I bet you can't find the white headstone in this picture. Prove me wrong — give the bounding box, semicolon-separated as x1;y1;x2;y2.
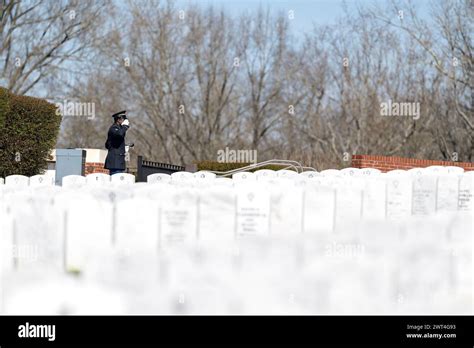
147;173;171;184
159;188;198;247
29;174;54;187
194;171;216;180
8;192;62;270
335;185;363;230
277;170;298;179
360;168;381;176
192;171;216;187
115;197;159;252
129;183;168;200
320;169;341;177
255;169;276;181
408;168;426;176
111;173;135;185
340;167;361;177
362;177;386;219
436;175;460;212
458;173;473;212
314;175;343;187
446;166;464;175
386;176;412;220
269;182;303;235
55;192;113;271
411;175;437;216
87;186;132;204
198;186;236;242
236;184;270;238
5;175;29;187
426;165;448;175
232;172;256;181
303;183;336;233
171;171;194;183
299;171;319;179
386;169;407;176
0;198;14;272
62;175;86;188
86;173;110;186
0;177;4;185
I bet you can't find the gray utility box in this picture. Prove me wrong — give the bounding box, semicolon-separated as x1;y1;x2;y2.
55;149;86;185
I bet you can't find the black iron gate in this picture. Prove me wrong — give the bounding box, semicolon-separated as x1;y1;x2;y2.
136;156;186;182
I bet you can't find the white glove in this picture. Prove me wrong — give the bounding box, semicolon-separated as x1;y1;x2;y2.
122;119;130;127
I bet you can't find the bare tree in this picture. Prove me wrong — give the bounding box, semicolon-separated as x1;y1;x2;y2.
56;0;472;169
366;0;473;161
1;0;110;96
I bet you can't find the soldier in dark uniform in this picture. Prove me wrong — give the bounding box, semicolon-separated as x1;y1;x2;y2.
104;110;130;175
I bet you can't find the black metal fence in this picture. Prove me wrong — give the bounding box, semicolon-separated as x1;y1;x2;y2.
136;156;186;182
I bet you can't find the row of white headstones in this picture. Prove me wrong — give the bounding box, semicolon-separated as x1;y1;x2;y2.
1;166;473;217
0;166;472;314
0;165;468;185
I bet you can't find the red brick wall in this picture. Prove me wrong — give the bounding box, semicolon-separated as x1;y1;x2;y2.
352;155;474;172
85;162;109;175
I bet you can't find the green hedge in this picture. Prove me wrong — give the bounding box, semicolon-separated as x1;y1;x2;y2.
196;161;294;173
0;90;7;125
0;87;61;178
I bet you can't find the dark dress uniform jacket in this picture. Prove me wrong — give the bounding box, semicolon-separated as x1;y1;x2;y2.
104;123;129;170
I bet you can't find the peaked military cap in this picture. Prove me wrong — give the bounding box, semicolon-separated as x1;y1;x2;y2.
112;110;127;119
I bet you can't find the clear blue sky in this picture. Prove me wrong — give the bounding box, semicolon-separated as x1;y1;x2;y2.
176;0;433;37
